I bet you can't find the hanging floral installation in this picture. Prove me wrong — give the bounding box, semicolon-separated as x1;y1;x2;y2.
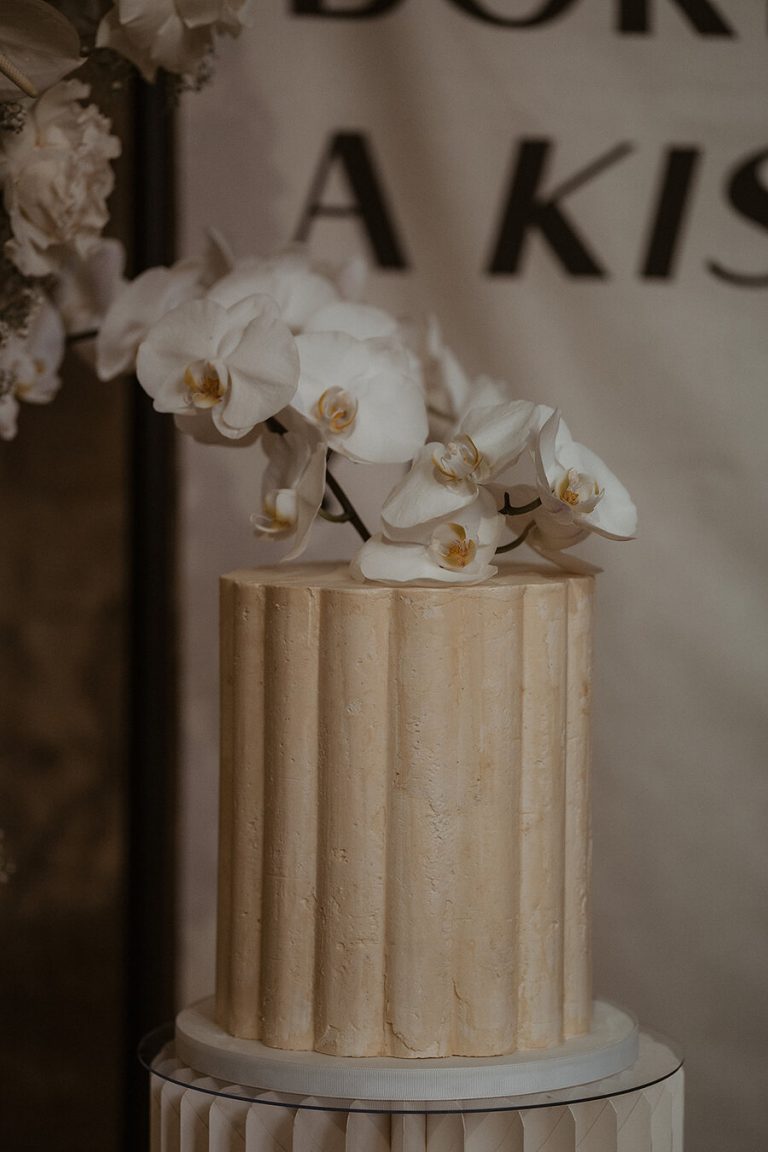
0;1;636;582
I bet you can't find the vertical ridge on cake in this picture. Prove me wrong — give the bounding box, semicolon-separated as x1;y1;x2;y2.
215;564;594;1058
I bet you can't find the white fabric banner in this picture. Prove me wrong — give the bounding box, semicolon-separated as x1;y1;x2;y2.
179;6;768;1150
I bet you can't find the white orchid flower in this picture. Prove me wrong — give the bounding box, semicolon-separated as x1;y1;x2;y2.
353;489;501;585
382;392;536;531
0;0;81;101
250;422;326;561
0;296;64;440
136;294;299;439
291;331;427;464
405;315;471;442
96;233;232;381
532;408;637;541
209;249;341;334
303;300;399;340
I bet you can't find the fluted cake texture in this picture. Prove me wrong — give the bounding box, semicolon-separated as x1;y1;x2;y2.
216;564;593;1058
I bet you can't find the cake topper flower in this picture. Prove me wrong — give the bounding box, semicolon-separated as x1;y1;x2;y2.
0;8;637;583
135;294;299;439
353;489;501;585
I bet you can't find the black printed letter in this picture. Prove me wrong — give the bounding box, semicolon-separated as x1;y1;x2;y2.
292;0;401;17
488;139;633;277
295;132;408;269
640;148;700;278
619;0;734;36
708;150;768;287
447;0;575;27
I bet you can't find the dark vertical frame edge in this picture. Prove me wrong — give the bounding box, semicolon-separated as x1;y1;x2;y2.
122;70;178;1152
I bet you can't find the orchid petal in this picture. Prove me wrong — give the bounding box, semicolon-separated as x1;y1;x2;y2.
294;332;427;463
552;440;638;539
96;261;202;380
209;254;338;331
461;397;536;476
304;301;398;340
382;444;476;533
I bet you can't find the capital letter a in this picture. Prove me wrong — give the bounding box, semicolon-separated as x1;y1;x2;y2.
295;132;409;269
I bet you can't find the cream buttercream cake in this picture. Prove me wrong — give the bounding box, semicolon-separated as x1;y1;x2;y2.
215;562;593;1059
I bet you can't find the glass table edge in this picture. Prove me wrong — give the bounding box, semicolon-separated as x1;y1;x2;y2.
138;1023;684;1115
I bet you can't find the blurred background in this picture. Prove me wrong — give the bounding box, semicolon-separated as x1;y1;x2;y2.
2;3;767;1150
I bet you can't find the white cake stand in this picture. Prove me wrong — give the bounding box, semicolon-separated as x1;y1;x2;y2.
175;997;640;1101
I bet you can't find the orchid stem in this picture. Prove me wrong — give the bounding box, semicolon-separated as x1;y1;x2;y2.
265;416;371;544
0;52;37;98
496;521;535;555
324;459;371;542
500;494;541;517
318;508;351;525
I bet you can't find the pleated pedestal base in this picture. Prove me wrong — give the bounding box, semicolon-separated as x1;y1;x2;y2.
148;1032;683;1152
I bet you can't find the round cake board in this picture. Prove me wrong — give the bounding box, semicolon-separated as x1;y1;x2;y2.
176;998;639;1101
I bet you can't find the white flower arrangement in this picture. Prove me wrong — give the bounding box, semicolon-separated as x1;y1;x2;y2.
96;245;637;583
0;2;637;584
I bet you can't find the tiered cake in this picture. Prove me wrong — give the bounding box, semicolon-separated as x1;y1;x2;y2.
156;563;684;1151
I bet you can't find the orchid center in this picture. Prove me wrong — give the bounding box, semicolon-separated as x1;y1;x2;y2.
315;386;357;436
184;360;227;409
434;434;484;483
429;522;477;570
554;468;603;513
253;488;298;535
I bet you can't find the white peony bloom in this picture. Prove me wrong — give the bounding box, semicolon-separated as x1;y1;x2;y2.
96;234;233;381
292;331;427;464
0;79;120;277
96;0;254;82
353;489;501;585
250;422;326;561
0;0;82;101
54;237;125;336
0;297;64;440
136;294;299;439
382;392;536;531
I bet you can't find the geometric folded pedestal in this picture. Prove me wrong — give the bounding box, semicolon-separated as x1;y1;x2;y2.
149;1032;684;1152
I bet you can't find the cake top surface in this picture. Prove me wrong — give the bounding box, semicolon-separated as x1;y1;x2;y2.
222;561;593;593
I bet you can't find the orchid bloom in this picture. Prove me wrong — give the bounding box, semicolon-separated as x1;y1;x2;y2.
250;423;326;561
492;408;637;571
533;409;637;541
292;331;427;464
136;294;299;439
382;391;536;532
96;232;232;381
409;315;472;442
209;250;340;334
353;489;502;585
